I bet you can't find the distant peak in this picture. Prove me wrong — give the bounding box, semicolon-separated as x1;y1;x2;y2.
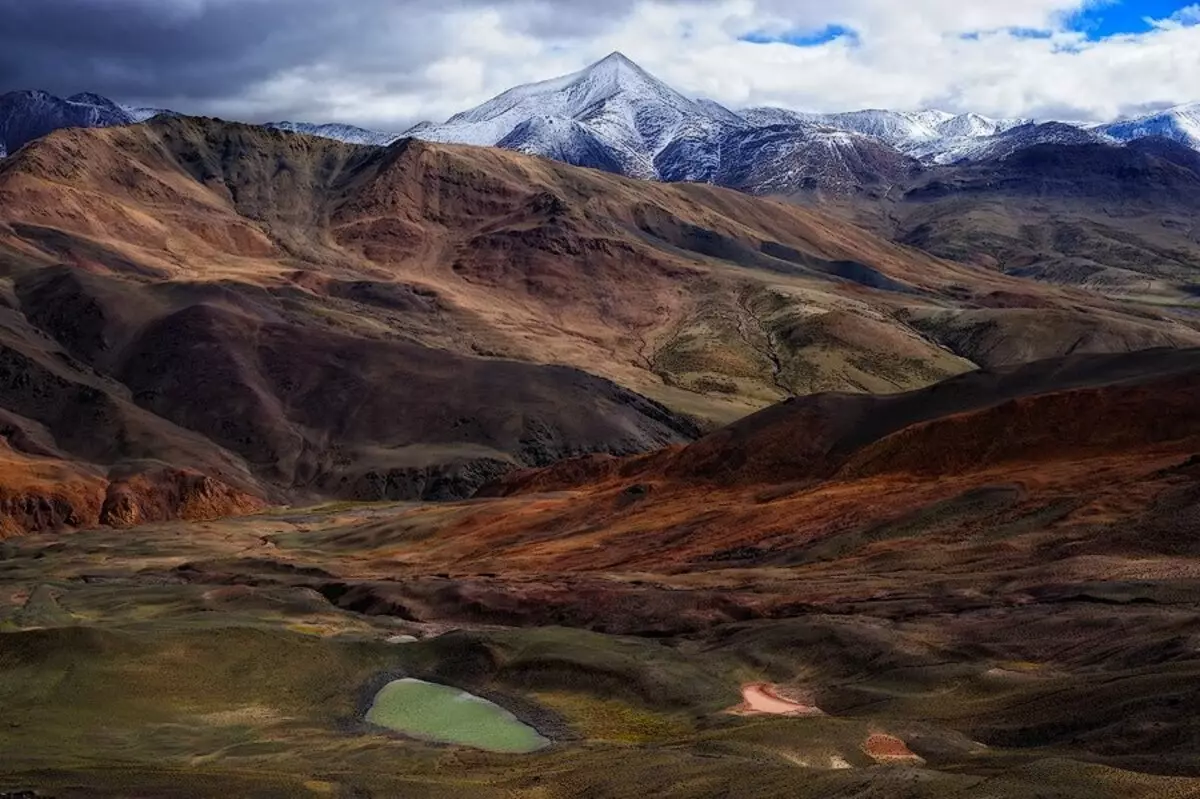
583;50;654;80
596;51;635;66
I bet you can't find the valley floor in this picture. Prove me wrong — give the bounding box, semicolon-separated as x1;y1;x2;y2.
3;447;1200;799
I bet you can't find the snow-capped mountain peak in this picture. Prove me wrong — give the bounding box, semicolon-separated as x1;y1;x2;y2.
936;112;1015;138
403;55;1200;189
411;52;746;180
443;51;687;128
821;110;946;146
2;57;1198;200
66;92;125;111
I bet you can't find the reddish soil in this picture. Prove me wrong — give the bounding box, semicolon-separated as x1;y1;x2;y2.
863;733;925;764
0;447;266;536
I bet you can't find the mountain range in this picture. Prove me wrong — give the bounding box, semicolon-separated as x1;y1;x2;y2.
0;54;1198;531
0;112;1197;532
3;52;1199;192
0;90;134;158
401;53;1200;190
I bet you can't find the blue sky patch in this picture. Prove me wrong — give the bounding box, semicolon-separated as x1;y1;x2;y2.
1068;0;1198;39
740;24;858;47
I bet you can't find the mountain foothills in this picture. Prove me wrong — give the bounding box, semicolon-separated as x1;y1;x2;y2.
3;52;1200;799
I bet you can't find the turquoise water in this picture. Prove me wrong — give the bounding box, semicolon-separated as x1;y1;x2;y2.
365;678;548;753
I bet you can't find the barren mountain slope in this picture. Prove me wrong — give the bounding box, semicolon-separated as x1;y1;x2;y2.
807;139;1200;307
6;119;1194;401
432;348;1200;570
0;117;975;413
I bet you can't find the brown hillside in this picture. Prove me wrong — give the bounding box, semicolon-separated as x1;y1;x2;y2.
442;349;1200;573
0;118;1198;527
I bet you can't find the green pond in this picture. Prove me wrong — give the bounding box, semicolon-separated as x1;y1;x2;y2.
365;678;548;753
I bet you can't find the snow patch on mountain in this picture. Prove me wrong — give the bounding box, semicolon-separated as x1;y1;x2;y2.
741;107;1027;163
936;112;1019;139
695;98;749;127
928;122;1114;164
121;105;177;123
0;90;134;157
1098;103;1200;151
265;121;400;147
715;123;918;195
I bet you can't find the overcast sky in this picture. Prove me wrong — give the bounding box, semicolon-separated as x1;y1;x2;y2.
1;0;1198;131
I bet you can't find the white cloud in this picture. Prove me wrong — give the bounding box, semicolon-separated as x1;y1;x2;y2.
1151;3;1200;28
341;0;1200;128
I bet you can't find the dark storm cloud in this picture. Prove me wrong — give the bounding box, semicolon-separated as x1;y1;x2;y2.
0;0;450;99
0;0;672;122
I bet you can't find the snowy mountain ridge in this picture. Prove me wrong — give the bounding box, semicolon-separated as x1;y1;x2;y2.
1096;102;1200;151
1;58;1198;198
402;55;1077;189
120;105;178;123
403;56;1200;191
735;106;1030;162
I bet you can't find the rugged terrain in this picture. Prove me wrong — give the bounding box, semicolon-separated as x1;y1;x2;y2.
0;115;1193;533
0;90;135;159
1;46;1199;799
3;348;1200;797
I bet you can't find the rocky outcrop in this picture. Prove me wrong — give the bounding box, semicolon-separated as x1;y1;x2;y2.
0;485;104;537
100;467;267;529
329;458;517;502
0;459;266;537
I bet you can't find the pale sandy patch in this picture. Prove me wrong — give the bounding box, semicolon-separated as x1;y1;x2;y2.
729;683;825;716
